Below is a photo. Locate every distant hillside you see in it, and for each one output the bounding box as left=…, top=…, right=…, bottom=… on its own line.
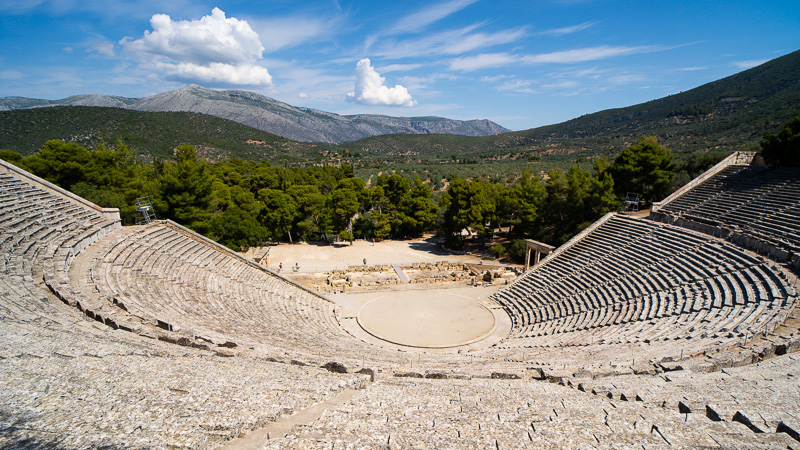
left=340, top=49, right=800, bottom=158
left=0, top=85, right=509, bottom=144
left=0, top=106, right=325, bottom=162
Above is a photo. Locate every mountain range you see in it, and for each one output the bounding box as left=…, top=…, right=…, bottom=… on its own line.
left=0, top=85, right=509, bottom=144
left=339, top=49, right=800, bottom=158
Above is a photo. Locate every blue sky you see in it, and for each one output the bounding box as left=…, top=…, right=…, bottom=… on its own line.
left=1, top=0, right=798, bottom=131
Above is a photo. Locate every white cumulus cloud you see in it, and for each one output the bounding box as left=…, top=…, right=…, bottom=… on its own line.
left=156, top=62, right=272, bottom=85
left=120, top=7, right=272, bottom=86
left=123, top=7, right=262, bottom=65
left=346, top=58, right=416, bottom=107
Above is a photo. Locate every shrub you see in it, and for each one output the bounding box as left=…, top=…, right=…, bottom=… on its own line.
left=489, top=243, right=506, bottom=258
left=508, top=239, right=527, bottom=263
left=340, top=229, right=354, bottom=244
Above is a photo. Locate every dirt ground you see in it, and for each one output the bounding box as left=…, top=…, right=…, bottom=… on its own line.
left=242, top=238, right=517, bottom=350
left=331, top=284, right=512, bottom=351
left=353, top=288, right=499, bottom=347
left=248, top=236, right=498, bottom=273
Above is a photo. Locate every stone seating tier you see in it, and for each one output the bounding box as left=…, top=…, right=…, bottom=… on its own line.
left=571, top=352, right=800, bottom=439
left=68, top=223, right=412, bottom=366
left=263, top=364, right=800, bottom=449
left=492, top=214, right=796, bottom=356
left=654, top=165, right=800, bottom=265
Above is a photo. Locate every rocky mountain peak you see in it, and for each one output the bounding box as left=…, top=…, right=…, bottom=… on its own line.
left=0, top=85, right=510, bottom=144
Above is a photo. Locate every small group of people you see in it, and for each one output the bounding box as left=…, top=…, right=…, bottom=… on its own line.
left=278, top=262, right=300, bottom=272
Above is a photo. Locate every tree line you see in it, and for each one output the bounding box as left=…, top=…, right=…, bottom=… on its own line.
left=3, top=128, right=767, bottom=260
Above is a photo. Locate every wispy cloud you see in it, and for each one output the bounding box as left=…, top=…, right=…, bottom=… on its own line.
left=539, top=21, right=594, bottom=36
left=0, top=70, right=23, bottom=80
left=378, top=63, right=423, bottom=73
left=249, top=15, right=341, bottom=52
left=269, top=66, right=353, bottom=103
left=364, top=0, right=481, bottom=53
left=398, top=73, right=457, bottom=92
left=608, top=74, right=645, bottom=84
left=388, top=0, right=478, bottom=34
left=541, top=80, right=580, bottom=89
left=451, top=45, right=667, bottom=71
left=731, top=59, right=768, bottom=69
left=484, top=60, right=652, bottom=99
left=676, top=66, right=707, bottom=71
left=0, top=0, right=199, bottom=20
left=497, top=79, right=537, bottom=94
left=372, top=25, right=526, bottom=59
left=557, top=66, right=607, bottom=79
left=450, top=52, right=517, bottom=71
left=480, top=74, right=513, bottom=83
left=87, top=41, right=115, bottom=58
left=522, top=45, right=663, bottom=64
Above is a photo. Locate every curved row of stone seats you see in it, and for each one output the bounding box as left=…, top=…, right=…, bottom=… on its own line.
left=652, top=161, right=800, bottom=268
left=263, top=374, right=798, bottom=448
left=0, top=164, right=369, bottom=448
left=491, top=214, right=796, bottom=354
left=512, top=263, right=788, bottom=340
left=0, top=168, right=119, bottom=325
left=571, top=352, right=800, bottom=441
left=67, top=221, right=545, bottom=376
left=70, top=226, right=508, bottom=377
left=67, top=221, right=429, bottom=368
left=656, top=164, right=751, bottom=215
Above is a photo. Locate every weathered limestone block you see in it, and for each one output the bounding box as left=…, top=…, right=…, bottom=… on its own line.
left=322, top=361, right=348, bottom=374
left=490, top=372, right=521, bottom=379
left=394, top=371, right=424, bottom=378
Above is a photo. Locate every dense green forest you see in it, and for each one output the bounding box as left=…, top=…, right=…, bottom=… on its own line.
left=4, top=121, right=774, bottom=261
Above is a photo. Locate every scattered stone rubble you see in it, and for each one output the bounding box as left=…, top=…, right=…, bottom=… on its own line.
left=291, top=261, right=519, bottom=294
